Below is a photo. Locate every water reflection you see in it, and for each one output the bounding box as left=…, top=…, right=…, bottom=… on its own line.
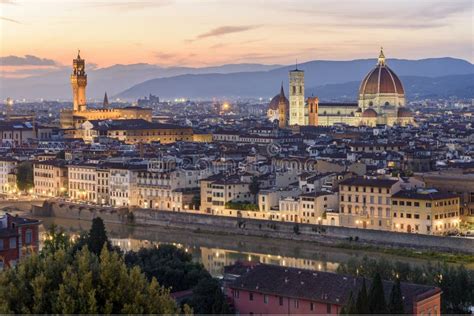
left=36, top=216, right=433, bottom=277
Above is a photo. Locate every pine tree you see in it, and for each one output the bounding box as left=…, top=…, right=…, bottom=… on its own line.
left=356, top=278, right=370, bottom=314
left=87, top=217, right=110, bottom=255
left=388, top=278, right=404, bottom=314
left=368, top=273, right=388, bottom=314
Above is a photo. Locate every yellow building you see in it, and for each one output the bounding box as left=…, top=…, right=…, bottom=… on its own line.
left=391, top=190, right=460, bottom=235
left=60, top=51, right=152, bottom=129
left=33, top=160, right=68, bottom=197
left=339, top=177, right=402, bottom=230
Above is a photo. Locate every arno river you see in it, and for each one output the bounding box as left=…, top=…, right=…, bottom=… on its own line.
left=33, top=216, right=454, bottom=277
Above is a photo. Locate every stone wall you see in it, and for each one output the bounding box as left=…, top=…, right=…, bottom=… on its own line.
left=34, top=201, right=474, bottom=254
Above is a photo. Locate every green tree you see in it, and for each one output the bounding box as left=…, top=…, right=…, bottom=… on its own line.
left=388, top=278, right=404, bottom=314
left=186, top=277, right=230, bottom=314
left=368, top=273, right=388, bottom=314
left=42, top=224, right=71, bottom=255
left=0, top=246, right=181, bottom=314
left=356, top=278, right=369, bottom=314
left=346, top=291, right=357, bottom=314
left=124, top=244, right=209, bottom=292
left=87, top=217, right=111, bottom=255
left=16, top=161, right=33, bottom=192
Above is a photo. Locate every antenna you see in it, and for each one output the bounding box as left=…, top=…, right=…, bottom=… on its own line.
left=295, top=59, right=298, bottom=70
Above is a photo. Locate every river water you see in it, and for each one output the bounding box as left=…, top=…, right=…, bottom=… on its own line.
left=33, top=216, right=455, bottom=278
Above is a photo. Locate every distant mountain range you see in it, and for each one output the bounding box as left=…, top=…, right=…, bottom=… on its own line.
left=0, top=63, right=281, bottom=100
left=307, top=74, right=474, bottom=101
left=117, top=57, right=474, bottom=100
left=1, top=57, right=473, bottom=101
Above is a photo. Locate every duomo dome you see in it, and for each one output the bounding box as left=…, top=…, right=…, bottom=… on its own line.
left=358, top=48, right=406, bottom=111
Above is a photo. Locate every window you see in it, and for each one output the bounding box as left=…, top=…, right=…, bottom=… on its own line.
left=310, top=302, right=314, bottom=311
left=25, top=229, right=32, bottom=245
left=279, top=296, right=284, bottom=306
left=249, top=292, right=254, bottom=301
left=9, top=237, right=16, bottom=249
left=327, top=304, right=332, bottom=314
left=233, top=290, right=240, bottom=298
left=294, top=299, right=299, bottom=309
left=392, top=200, right=398, bottom=205
left=414, top=202, right=420, bottom=207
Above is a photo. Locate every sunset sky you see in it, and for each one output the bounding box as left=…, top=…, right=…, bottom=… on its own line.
left=1, top=0, right=473, bottom=77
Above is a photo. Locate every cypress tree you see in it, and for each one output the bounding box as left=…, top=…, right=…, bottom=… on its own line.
left=388, top=278, right=405, bottom=314
left=368, top=273, right=388, bottom=314
left=87, top=217, right=110, bottom=255
left=347, top=291, right=358, bottom=314
left=356, top=278, right=370, bottom=314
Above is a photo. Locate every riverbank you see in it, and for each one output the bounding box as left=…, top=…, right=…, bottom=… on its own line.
left=31, top=200, right=474, bottom=265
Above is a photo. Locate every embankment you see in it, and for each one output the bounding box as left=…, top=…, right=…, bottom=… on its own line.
left=32, top=200, right=474, bottom=255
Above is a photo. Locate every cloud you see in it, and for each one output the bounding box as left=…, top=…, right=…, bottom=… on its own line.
left=194, top=25, right=260, bottom=40
left=154, top=51, right=175, bottom=60
left=0, top=16, right=20, bottom=23
left=85, top=0, right=173, bottom=11
left=0, top=55, right=57, bottom=66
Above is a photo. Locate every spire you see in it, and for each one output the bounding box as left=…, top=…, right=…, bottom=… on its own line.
left=77, top=49, right=81, bottom=59
left=280, top=81, right=285, bottom=97
left=295, top=58, right=298, bottom=70
left=103, top=92, right=109, bottom=108
left=377, top=47, right=385, bottom=66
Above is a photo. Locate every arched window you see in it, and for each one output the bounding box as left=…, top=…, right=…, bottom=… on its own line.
left=385, top=101, right=390, bottom=106
left=369, top=101, right=373, bottom=106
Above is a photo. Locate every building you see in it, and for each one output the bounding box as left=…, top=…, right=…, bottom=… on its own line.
left=68, top=163, right=98, bottom=203
left=226, top=264, right=442, bottom=315
left=391, top=189, right=460, bottom=235
left=33, top=160, right=68, bottom=197
left=417, top=170, right=474, bottom=224
left=200, top=174, right=253, bottom=215
left=339, top=177, right=402, bottom=230
left=267, top=84, right=289, bottom=128
left=289, top=67, right=305, bottom=126
left=79, top=119, right=193, bottom=144
left=60, top=52, right=152, bottom=129
left=0, top=213, right=40, bottom=270
left=267, top=49, right=415, bottom=127
left=0, top=158, right=18, bottom=195
left=0, top=121, right=52, bottom=147
left=109, top=163, right=146, bottom=207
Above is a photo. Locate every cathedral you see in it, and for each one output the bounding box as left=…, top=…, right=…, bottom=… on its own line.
left=267, top=49, right=414, bottom=127
left=60, top=51, right=152, bottom=129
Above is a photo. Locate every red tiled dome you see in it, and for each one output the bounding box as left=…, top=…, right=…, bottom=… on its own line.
left=269, top=85, right=289, bottom=110
left=362, top=108, right=378, bottom=118
left=359, top=50, right=404, bottom=96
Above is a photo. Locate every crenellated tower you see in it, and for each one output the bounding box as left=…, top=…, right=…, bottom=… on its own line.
left=71, top=50, right=87, bottom=112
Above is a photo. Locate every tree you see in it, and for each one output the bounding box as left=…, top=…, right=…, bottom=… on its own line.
left=388, top=278, right=404, bottom=314
left=345, top=291, right=357, bottom=314
left=0, top=246, right=181, bottom=314
left=42, top=224, right=71, bottom=255
left=356, top=278, right=370, bottom=314
left=124, top=244, right=210, bottom=292
left=87, top=217, right=111, bottom=255
left=16, top=161, right=33, bottom=192
left=368, top=273, right=388, bottom=314
left=186, top=278, right=231, bottom=314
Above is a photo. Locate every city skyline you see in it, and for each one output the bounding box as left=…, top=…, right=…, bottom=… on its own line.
left=1, top=0, right=473, bottom=79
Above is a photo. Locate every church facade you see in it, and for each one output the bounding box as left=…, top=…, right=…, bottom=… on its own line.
left=268, top=49, right=414, bottom=127
left=60, top=52, right=152, bottom=129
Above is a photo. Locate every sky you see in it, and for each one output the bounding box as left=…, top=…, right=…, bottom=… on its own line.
left=0, top=0, right=473, bottom=77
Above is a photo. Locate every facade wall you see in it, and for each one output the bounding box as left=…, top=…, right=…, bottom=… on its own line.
left=227, top=288, right=341, bottom=315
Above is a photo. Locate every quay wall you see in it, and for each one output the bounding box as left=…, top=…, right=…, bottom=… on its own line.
left=32, top=201, right=474, bottom=254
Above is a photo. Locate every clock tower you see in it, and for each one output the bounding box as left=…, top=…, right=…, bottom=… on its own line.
left=71, top=50, right=87, bottom=112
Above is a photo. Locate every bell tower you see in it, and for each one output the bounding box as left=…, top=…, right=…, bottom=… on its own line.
left=71, top=50, right=87, bottom=112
